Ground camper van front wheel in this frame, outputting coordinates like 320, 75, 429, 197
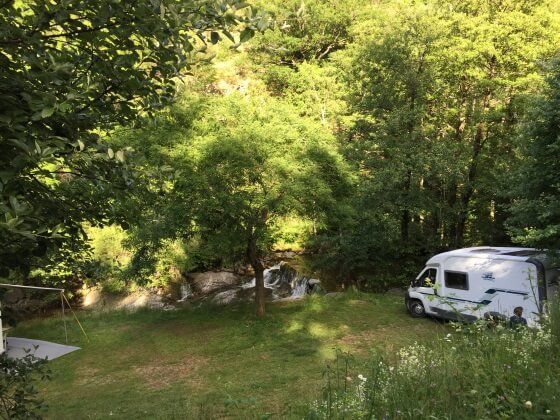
408, 300, 426, 318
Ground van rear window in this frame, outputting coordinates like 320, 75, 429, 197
445, 271, 469, 290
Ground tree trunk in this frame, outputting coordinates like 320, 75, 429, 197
447, 83, 467, 248
400, 49, 426, 243
455, 57, 495, 247
456, 123, 484, 247
401, 170, 412, 241
247, 231, 266, 318
446, 181, 458, 247
253, 260, 265, 318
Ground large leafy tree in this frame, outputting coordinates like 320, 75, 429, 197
186, 96, 350, 316
116, 93, 351, 316
508, 59, 560, 250
0, 0, 263, 275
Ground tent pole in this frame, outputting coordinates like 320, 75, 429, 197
61, 291, 68, 343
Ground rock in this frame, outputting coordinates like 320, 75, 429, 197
308, 278, 321, 286
310, 284, 324, 294
212, 289, 240, 305
187, 271, 242, 295
237, 286, 274, 302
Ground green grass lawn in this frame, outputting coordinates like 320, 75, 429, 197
12, 292, 446, 418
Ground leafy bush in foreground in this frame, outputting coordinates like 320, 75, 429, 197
311, 300, 560, 419
0, 353, 51, 419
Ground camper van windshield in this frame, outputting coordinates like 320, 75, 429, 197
414, 268, 437, 287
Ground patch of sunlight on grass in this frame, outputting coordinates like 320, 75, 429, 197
308, 322, 332, 338
318, 344, 337, 360
286, 320, 303, 333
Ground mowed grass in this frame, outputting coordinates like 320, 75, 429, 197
12, 292, 446, 418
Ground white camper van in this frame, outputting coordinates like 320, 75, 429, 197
405, 247, 559, 326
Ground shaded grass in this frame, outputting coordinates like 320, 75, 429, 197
12, 292, 445, 418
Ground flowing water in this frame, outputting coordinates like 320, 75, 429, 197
179, 261, 321, 303
241, 262, 316, 299
177, 282, 193, 302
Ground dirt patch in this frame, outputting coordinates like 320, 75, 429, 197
337, 324, 437, 357
74, 367, 116, 386
338, 328, 404, 355
133, 355, 209, 390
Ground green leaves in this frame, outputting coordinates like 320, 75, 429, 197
41, 107, 55, 119
240, 27, 255, 43
210, 31, 221, 44
118, 92, 350, 282
0, 0, 265, 273
507, 59, 560, 250
0, 352, 51, 418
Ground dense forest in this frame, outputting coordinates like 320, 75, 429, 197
2, 0, 560, 315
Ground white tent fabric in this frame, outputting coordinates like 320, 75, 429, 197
5, 337, 79, 360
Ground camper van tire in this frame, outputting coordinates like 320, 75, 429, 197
408, 299, 426, 318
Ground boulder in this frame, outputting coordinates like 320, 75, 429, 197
187, 271, 242, 295
212, 289, 240, 305
237, 286, 274, 302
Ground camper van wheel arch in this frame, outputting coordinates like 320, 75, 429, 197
408, 299, 426, 318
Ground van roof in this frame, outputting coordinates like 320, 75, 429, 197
426, 246, 545, 265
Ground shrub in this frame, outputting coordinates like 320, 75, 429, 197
0, 353, 51, 419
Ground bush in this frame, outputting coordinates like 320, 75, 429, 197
0, 353, 51, 418
311, 300, 560, 419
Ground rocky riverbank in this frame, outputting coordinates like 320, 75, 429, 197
80, 261, 323, 311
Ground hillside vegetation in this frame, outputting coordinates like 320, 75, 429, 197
2, 0, 560, 307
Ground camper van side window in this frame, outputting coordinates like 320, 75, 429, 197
445, 271, 469, 290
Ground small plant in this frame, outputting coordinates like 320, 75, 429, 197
0, 352, 52, 419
